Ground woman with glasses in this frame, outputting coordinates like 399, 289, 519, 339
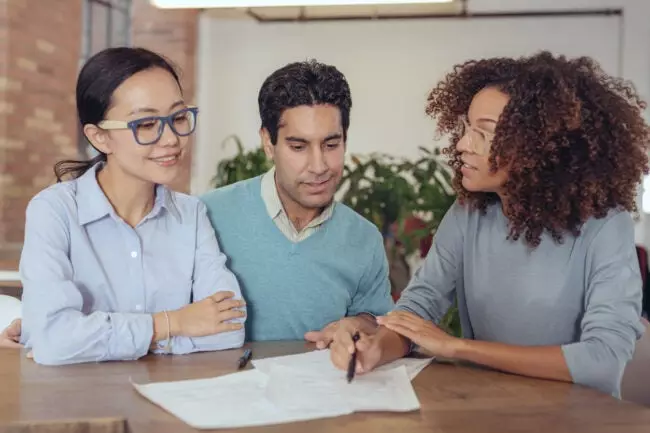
329, 51, 649, 397
13, 47, 246, 365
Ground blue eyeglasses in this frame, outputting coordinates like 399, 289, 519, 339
98, 106, 199, 145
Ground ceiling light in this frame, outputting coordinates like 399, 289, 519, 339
151, 0, 454, 9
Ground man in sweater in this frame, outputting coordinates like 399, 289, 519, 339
200, 60, 395, 343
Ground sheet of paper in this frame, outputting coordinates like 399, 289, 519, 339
252, 348, 433, 380
132, 370, 348, 429
265, 364, 421, 414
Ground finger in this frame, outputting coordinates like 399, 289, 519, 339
0, 339, 23, 349
379, 316, 421, 333
330, 341, 352, 370
210, 291, 236, 303
214, 322, 244, 333
304, 331, 324, 343
386, 310, 424, 326
217, 309, 246, 322
26, 350, 34, 359
215, 299, 246, 312
355, 332, 373, 352
383, 322, 419, 343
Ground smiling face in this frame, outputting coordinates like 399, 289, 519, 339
261, 104, 346, 213
456, 86, 510, 194
84, 67, 192, 186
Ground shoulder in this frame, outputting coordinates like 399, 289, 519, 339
581, 208, 635, 247
27, 180, 78, 218
199, 177, 261, 211
165, 189, 205, 220
332, 202, 384, 244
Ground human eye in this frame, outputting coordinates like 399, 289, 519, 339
136, 119, 159, 131
173, 111, 190, 124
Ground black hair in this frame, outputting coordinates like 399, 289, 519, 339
54, 47, 181, 181
257, 59, 352, 144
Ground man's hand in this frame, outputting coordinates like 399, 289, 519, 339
304, 315, 377, 349
304, 321, 340, 349
0, 318, 22, 349
377, 311, 460, 358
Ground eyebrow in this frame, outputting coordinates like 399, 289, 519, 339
127, 100, 185, 116
285, 136, 309, 144
285, 133, 343, 144
323, 133, 342, 142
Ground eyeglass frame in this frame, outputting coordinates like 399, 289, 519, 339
97, 106, 199, 145
460, 116, 496, 156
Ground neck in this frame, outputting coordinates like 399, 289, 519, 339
275, 178, 324, 232
97, 164, 156, 228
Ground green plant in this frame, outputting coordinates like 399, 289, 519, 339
211, 135, 272, 188
340, 147, 456, 257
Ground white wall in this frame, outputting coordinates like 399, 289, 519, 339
193, 0, 650, 246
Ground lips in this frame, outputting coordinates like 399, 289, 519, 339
149, 153, 180, 167
461, 160, 478, 170
303, 178, 332, 191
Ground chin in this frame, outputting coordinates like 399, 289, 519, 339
461, 177, 481, 192
300, 194, 335, 210
150, 169, 182, 186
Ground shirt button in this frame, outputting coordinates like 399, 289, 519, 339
131, 251, 138, 258
135, 304, 143, 311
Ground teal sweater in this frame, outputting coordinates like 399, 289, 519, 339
200, 176, 394, 341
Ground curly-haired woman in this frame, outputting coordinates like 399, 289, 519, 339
329, 51, 649, 396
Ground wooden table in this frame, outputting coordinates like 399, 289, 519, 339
1, 342, 650, 433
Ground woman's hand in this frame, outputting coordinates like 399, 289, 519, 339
377, 311, 460, 358
0, 319, 22, 348
168, 291, 246, 338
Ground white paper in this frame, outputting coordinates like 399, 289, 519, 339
265, 364, 421, 414
133, 350, 429, 429
252, 348, 433, 380
132, 370, 348, 429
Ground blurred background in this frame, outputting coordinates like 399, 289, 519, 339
1, 0, 649, 307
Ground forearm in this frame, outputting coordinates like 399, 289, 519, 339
29, 310, 153, 365
149, 309, 246, 355
453, 339, 572, 383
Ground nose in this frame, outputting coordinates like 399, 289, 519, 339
456, 132, 473, 154
308, 147, 328, 175
159, 120, 180, 147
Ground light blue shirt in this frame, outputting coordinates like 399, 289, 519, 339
19, 163, 245, 365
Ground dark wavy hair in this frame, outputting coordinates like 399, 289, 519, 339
428, 51, 650, 247
54, 47, 181, 181
258, 59, 352, 144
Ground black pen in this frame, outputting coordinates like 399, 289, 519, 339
237, 348, 252, 369
347, 331, 361, 383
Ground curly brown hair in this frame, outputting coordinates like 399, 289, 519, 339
427, 51, 650, 247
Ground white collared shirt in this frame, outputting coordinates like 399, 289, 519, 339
260, 166, 335, 243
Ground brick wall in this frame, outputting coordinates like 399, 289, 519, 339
0, 1, 200, 268
0, 0, 83, 266
132, 0, 199, 194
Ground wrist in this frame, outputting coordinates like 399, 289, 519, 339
167, 310, 182, 336
448, 336, 469, 359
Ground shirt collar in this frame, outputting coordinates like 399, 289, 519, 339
260, 166, 335, 228
76, 161, 181, 226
